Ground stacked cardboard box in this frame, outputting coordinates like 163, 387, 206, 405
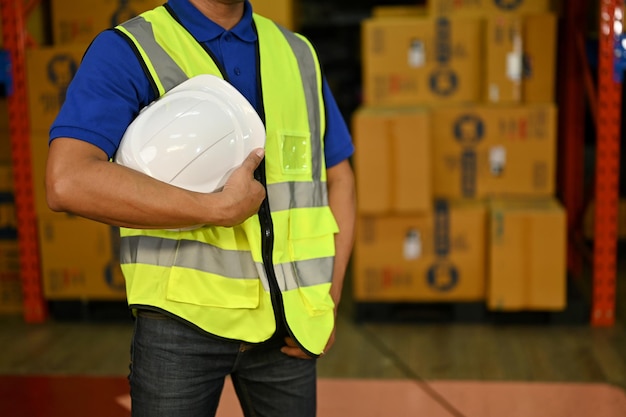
352, 0, 567, 311
0, 194, 21, 314
0, 97, 21, 314
250, 0, 300, 31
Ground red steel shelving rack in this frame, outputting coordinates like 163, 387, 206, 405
591, 0, 622, 326
1, 0, 622, 325
559, 0, 622, 326
0, 0, 47, 323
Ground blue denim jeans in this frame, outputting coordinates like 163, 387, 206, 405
128, 310, 317, 417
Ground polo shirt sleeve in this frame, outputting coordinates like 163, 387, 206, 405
48, 29, 155, 159
322, 78, 354, 168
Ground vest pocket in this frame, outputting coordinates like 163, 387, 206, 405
166, 267, 260, 309
297, 285, 335, 317
288, 208, 338, 316
288, 207, 339, 262
279, 131, 312, 175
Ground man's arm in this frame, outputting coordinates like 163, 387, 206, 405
46, 137, 266, 229
326, 159, 356, 313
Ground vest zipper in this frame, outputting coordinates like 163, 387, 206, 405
255, 162, 290, 341
252, 30, 314, 357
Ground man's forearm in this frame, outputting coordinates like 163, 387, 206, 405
326, 160, 356, 311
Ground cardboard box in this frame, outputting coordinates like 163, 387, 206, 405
251, 0, 300, 31
352, 106, 432, 214
0, 134, 10, 165
0, 196, 20, 314
0, 240, 22, 314
431, 103, 557, 198
38, 213, 126, 300
26, 45, 85, 132
484, 13, 557, 104
487, 197, 566, 310
429, 0, 552, 16
522, 13, 557, 103
361, 16, 483, 106
0, 99, 10, 165
0, 196, 17, 237
0, 163, 12, 193
0, 239, 19, 274
29, 130, 54, 215
51, 0, 164, 46
353, 199, 486, 302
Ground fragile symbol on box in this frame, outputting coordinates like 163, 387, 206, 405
427, 262, 459, 292
427, 200, 460, 292
40, 54, 78, 112
430, 17, 459, 96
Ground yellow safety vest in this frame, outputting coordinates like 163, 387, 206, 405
115, 6, 338, 356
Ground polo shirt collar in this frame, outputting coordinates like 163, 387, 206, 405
167, 0, 257, 43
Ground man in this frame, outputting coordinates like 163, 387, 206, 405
45, 0, 356, 416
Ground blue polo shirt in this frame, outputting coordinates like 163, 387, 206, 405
49, 0, 354, 168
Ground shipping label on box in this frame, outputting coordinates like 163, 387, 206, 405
26, 46, 85, 132
487, 197, 566, 311
352, 106, 432, 214
38, 213, 126, 300
362, 16, 482, 106
429, 0, 552, 16
485, 13, 557, 104
52, 0, 164, 46
485, 15, 523, 103
353, 199, 486, 302
432, 104, 557, 199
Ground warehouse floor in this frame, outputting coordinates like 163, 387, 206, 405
0, 255, 625, 417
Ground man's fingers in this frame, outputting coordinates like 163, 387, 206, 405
281, 337, 317, 359
241, 148, 265, 172
280, 345, 313, 359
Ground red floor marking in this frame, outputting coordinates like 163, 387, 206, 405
0, 375, 130, 417
3, 375, 626, 417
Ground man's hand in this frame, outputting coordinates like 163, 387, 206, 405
281, 337, 316, 359
217, 148, 266, 226
280, 331, 336, 360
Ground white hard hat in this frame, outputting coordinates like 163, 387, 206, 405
114, 74, 266, 193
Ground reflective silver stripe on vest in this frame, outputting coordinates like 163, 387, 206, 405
268, 181, 327, 212
277, 26, 322, 183
120, 235, 332, 290
119, 16, 188, 92
120, 235, 258, 276
270, 257, 334, 290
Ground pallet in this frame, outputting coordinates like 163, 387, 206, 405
353, 277, 590, 325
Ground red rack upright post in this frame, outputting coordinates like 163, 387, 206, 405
0, 0, 47, 322
592, 0, 623, 326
